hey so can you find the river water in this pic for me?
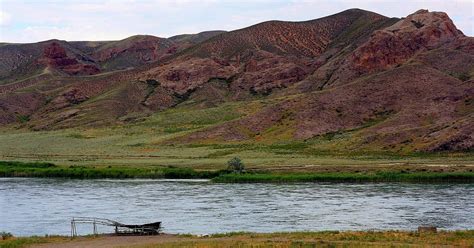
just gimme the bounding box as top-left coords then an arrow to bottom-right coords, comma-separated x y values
0,178 -> 472,236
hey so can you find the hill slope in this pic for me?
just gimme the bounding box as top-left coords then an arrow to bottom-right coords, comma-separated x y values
0,9 -> 472,153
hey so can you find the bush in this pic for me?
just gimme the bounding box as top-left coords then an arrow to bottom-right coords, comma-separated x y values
450,71 -> 470,82
457,72 -> 470,82
227,157 -> 244,173
16,115 -> 30,123
1,231 -> 13,240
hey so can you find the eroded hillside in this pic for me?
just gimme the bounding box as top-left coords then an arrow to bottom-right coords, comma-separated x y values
0,9 -> 472,153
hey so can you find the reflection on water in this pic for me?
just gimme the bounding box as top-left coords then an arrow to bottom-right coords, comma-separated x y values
0,178 -> 472,236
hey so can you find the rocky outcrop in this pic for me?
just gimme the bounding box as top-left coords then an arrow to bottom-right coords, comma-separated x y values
320,10 -> 466,88
231,51 -> 312,96
42,42 -> 77,66
141,57 -> 237,94
93,35 -> 174,65
39,42 -> 100,75
352,10 -> 463,72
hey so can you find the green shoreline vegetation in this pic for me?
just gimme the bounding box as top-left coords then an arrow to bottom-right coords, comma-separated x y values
0,161 -> 223,179
1,230 -> 474,248
212,171 -> 474,183
1,161 -> 474,183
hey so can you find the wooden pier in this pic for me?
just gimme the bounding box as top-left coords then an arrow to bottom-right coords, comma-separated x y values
71,217 -> 161,237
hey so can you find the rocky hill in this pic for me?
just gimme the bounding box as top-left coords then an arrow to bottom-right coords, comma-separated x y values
0,9 -> 472,152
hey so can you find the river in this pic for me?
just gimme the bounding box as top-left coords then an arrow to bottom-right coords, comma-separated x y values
0,178 -> 472,236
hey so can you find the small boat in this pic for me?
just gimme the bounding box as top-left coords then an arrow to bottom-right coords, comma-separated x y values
71,217 -> 162,236
117,221 -> 162,235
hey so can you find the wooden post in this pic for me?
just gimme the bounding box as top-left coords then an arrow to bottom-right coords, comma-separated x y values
71,220 -> 77,238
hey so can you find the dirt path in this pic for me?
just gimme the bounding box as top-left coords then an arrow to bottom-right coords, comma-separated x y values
22,231 -> 474,248
31,234 -> 190,248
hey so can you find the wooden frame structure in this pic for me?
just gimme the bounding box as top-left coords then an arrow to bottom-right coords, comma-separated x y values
71,217 -> 161,237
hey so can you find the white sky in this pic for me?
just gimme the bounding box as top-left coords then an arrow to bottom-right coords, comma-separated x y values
0,0 -> 472,43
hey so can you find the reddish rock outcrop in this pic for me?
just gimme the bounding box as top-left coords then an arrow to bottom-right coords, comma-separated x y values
88,35 -> 194,71
39,42 -> 100,75
352,10 -> 463,73
142,57 -> 236,94
231,51 -> 312,96
317,9 -> 468,88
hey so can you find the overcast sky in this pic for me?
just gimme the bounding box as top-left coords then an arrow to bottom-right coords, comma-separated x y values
0,0 -> 472,43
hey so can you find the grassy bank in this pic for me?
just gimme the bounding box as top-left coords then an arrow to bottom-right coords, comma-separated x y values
212,171 -> 474,183
1,161 -> 474,183
1,120 -> 473,171
1,230 -> 473,248
0,161 -> 223,179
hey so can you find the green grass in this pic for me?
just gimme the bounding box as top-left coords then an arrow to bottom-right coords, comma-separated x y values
212,171 -> 474,183
0,235 -> 70,248
1,161 -> 473,183
0,161 -> 55,168
0,161 -> 225,179
0,237 -> 46,248
0,100 -> 472,170
161,167 -> 225,179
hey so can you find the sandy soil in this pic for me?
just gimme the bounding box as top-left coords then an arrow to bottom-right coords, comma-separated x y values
24,231 -> 474,248
31,234 -> 189,248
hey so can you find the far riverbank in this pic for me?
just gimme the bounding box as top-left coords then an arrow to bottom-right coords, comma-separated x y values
1,160 -> 474,183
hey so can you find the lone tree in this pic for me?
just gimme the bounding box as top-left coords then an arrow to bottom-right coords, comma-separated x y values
227,157 -> 244,173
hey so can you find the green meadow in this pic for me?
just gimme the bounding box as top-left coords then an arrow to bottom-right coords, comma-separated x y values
1,101 -> 472,174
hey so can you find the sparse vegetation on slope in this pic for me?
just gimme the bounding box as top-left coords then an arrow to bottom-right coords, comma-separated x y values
0,9 -> 473,157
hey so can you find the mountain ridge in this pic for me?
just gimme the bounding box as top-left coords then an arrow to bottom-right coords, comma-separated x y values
0,9 -> 472,153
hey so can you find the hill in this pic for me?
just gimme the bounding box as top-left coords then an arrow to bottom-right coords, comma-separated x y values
0,9 -> 472,156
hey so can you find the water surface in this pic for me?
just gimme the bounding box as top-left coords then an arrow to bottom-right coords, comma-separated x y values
0,178 -> 472,236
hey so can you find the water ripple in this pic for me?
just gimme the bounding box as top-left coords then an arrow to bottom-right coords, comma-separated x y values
0,179 -> 473,236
